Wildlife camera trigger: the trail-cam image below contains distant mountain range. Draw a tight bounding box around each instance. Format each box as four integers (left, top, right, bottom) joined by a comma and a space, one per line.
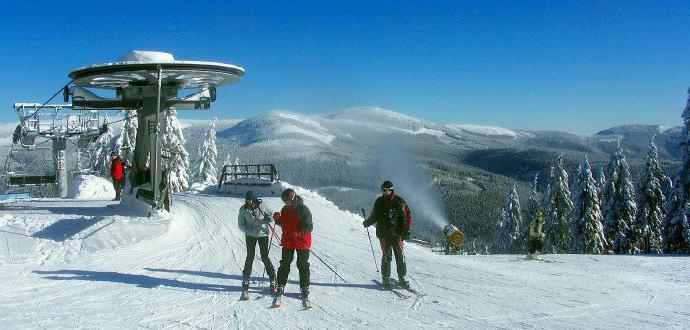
1, 107, 683, 245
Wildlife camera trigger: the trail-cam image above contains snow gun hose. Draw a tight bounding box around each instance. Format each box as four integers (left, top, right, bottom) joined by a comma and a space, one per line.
269, 222, 348, 284
361, 209, 379, 273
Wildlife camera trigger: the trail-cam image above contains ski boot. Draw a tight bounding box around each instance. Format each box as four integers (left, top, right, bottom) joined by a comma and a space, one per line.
381, 278, 392, 290
269, 280, 276, 293
398, 277, 410, 290
301, 286, 313, 310
272, 286, 284, 308
240, 279, 250, 300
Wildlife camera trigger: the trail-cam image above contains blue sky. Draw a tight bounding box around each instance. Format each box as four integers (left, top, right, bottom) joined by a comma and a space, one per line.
0, 0, 688, 133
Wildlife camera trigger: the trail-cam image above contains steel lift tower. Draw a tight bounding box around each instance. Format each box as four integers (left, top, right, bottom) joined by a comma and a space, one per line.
65, 51, 244, 210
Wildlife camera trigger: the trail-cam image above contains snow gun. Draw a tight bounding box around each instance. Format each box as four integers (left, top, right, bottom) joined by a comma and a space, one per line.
443, 224, 464, 248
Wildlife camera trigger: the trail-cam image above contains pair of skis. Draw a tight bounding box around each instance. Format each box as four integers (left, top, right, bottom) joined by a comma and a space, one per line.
272, 294, 313, 310
372, 279, 427, 299
240, 288, 314, 310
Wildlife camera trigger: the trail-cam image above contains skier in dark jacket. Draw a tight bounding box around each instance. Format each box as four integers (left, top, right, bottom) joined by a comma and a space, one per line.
272, 188, 313, 307
363, 180, 412, 289
237, 191, 276, 299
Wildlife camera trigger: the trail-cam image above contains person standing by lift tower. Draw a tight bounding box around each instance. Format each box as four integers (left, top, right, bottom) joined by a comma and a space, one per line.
363, 180, 412, 289
109, 152, 125, 201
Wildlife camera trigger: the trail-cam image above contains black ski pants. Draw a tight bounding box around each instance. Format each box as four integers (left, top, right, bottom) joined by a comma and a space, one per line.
112, 178, 124, 201
242, 236, 275, 282
379, 236, 406, 280
528, 237, 543, 254
276, 248, 310, 289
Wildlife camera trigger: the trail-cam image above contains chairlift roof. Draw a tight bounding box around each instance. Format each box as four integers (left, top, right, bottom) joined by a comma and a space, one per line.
69, 61, 245, 90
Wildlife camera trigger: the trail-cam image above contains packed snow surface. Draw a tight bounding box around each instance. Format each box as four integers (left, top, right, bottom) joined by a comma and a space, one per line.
67, 174, 115, 200
0, 185, 689, 328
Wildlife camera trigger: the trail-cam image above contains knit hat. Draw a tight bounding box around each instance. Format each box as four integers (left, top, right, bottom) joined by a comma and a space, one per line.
245, 190, 255, 201
281, 188, 295, 203
381, 181, 394, 190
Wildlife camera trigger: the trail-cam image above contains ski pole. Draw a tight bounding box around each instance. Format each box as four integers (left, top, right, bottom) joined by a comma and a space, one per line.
361, 209, 379, 273
309, 248, 348, 284
261, 223, 276, 282
270, 218, 347, 283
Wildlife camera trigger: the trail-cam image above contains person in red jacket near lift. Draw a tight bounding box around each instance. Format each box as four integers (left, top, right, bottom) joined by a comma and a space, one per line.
272, 188, 313, 308
109, 152, 125, 201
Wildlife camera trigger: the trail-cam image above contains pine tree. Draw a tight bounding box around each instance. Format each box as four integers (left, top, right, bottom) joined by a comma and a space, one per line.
544, 155, 574, 253
161, 108, 190, 192
571, 162, 584, 215
572, 157, 607, 254
603, 143, 637, 254
635, 139, 669, 254
596, 167, 606, 203
525, 174, 542, 230
119, 109, 137, 164
195, 119, 218, 184
90, 117, 114, 176
665, 88, 690, 253
496, 184, 523, 253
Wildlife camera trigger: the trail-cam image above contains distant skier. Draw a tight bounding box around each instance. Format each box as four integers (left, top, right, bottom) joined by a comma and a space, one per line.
363, 180, 412, 289
109, 152, 125, 201
527, 212, 545, 260
272, 188, 313, 308
237, 191, 276, 300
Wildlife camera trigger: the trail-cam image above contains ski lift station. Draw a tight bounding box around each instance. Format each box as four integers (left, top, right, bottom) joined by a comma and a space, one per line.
3, 51, 244, 210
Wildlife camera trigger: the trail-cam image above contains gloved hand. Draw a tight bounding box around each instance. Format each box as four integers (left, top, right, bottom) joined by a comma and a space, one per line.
273, 212, 281, 221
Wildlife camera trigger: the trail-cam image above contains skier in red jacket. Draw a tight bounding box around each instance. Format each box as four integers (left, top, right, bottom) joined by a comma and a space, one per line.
109, 152, 125, 201
272, 188, 313, 307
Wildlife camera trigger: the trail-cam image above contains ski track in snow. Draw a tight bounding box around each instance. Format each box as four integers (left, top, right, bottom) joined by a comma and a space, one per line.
0, 190, 689, 329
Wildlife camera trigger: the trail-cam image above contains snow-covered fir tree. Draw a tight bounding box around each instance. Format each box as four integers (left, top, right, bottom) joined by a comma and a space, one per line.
525, 174, 542, 231
544, 155, 574, 253
603, 143, 637, 254
571, 162, 584, 215
495, 184, 523, 253
635, 138, 670, 254
596, 167, 606, 202
161, 108, 190, 192
664, 88, 690, 253
572, 157, 607, 254
119, 109, 137, 164
195, 119, 218, 184
89, 117, 114, 176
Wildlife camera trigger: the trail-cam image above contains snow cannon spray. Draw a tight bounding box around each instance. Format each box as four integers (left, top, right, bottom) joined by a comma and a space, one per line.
443, 224, 464, 249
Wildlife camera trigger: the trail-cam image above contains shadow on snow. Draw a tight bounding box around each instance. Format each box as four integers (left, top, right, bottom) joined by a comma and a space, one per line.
34, 268, 379, 292
31, 217, 113, 242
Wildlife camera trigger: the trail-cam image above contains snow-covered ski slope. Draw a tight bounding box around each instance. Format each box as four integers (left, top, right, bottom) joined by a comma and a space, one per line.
1, 184, 689, 329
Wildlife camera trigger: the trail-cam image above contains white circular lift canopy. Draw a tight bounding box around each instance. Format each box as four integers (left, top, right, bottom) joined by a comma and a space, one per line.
66, 51, 244, 210
69, 51, 244, 90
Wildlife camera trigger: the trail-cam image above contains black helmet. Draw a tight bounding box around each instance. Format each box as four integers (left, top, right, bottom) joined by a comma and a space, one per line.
245, 190, 255, 201
110, 151, 117, 157
281, 188, 295, 203
381, 181, 394, 190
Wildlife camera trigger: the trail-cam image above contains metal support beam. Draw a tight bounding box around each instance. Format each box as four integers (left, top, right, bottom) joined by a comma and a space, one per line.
52, 137, 68, 198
